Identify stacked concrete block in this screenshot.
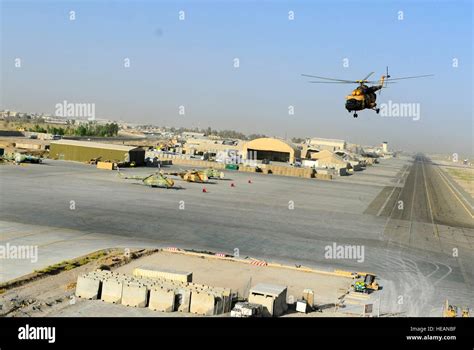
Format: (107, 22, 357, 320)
(149, 287, 175, 312)
(205, 287, 232, 314)
(221, 289, 233, 313)
(175, 288, 191, 312)
(133, 266, 192, 283)
(93, 270, 113, 278)
(210, 295, 222, 316)
(121, 282, 148, 307)
(213, 294, 224, 315)
(101, 278, 124, 304)
(190, 291, 216, 316)
(75, 270, 232, 315)
(75, 274, 102, 300)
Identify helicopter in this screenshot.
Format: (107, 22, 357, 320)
(117, 169, 176, 188)
(163, 169, 209, 183)
(1, 152, 42, 164)
(202, 167, 225, 180)
(302, 67, 433, 118)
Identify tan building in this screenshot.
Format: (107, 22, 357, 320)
(300, 144, 320, 159)
(183, 138, 243, 156)
(248, 283, 288, 317)
(309, 137, 346, 151)
(309, 149, 349, 171)
(50, 139, 145, 164)
(242, 137, 300, 163)
(308, 149, 334, 160)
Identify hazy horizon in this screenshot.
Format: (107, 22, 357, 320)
(1, 0, 472, 155)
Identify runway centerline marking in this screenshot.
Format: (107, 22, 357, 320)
(420, 158, 439, 239)
(408, 163, 419, 246)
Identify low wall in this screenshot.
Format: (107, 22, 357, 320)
(157, 154, 324, 180)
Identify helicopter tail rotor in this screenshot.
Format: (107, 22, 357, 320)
(385, 66, 391, 88)
(379, 66, 391, 95)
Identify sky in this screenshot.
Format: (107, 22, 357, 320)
(1, 0, 472, 154)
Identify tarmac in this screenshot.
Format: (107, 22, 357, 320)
(0, 155, 473, 316)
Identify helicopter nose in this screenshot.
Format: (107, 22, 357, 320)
(345, 98, 363, 111)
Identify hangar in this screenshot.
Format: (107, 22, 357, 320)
(50, 140, 145, 165)
(242, 138, 300, 163)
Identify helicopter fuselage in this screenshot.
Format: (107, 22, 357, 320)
(345, 84, 382, 112)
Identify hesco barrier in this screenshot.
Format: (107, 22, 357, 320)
(96, 161, 116, 170)
(315, 173, 333, 180)
(157, 154, 322, 179)
(258, 165, 315, 178)
(164, 157, 226, 169)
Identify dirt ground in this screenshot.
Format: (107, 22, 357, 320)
(115, 251, 353, 303)
(0, 249, 354, 317)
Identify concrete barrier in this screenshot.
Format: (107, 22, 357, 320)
(221, 288, 233, 313)
(101, 279, 124, 304)
(213, 293, 224, 315)
(149, 287, 175, 312)
(190, 291, 215, 316)
(175, 288, 191, 312)
(75, 275, 102, 300)
(121, 283, 148, 307)
(133, 266, 192, 283)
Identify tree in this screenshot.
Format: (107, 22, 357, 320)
(248, 134, 267, 140)
(291, 137, 305, 144)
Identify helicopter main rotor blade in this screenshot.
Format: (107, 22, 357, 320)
(301, 74, 355, 83)
(362, 72, 375, 81)
(385, 74, 434, 81)
(365, 80, 398, 84)
(308, 81, 355, 84)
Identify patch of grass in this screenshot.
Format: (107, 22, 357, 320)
(34, 250, 109, 275)
(446, 168, 474, 182)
